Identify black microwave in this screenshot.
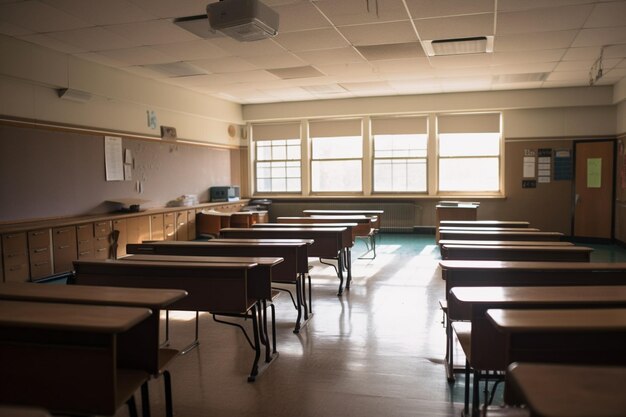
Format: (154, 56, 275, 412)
(210, 186, 240, 202)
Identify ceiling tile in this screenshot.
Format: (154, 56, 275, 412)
(490, 62, 559, 75)
(388, 78, 443, 94)
(273, 1, 331, 33)
(212, 70, 279, 84)
(295, 47, 365, 65)
(316, 62, 377, 77)
(338, 21, 418, 46)
(151, 40, 232, 61)
(19, 33, 86, 54)
(498, 0, 597, 12)
(494, 30, 578, 52)
(0, 20, 33, 37)
(561, 46, 602, 60)
(555, 58, 621, 72)
(547, 70, 590, 81)
(414, 13, 494, 40)
(405, 0, 494, 19)
(585, 1, 626, 28)
(192, 56, 259, 73)
(0, 0, 92, 33)
(492, 49, 566, 65)
(439, 75, 492, 92)
(314, 0, 410, 26)
(105, 20, 200, 46)
(242, 52, 306, 69)
(40, 0, 157, 25)
(127, 0, 207, 19)
(373, 57, 431, 73)
(492, 81, 544, 90)
(497, 5, 593, 35)
(356, 42, 425, 60)
(340, 81, 392, 92)
(274, 28, 348, 51)
(48, 27, 141, 52)
(429, 53, 493, 68)
(572, 27, 626, 47)
(98, 46, 175, 65)
(264, 87, 315, 100)
(605, 44, 626, 59)
(209, 37, 288, 57)
(75, 52, 130, 67)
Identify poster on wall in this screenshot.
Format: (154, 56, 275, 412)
(537, 148, 552, 184)
(104, 136, 124, 181)
(553, 149, 572, 180)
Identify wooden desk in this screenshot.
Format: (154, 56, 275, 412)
(439, 240, 573, 247)
(439, 227, 540, 232)
(439, 244, 592, 262)
(256, 222, 358, 244)
(73, 259, 268, 381)
(435, 203, 479, 242)
(439, 230, 563, 241)
(0, 300, 152, 416)
(0, 282, 186, 417)
(440, 220, 530, 228)
(196, 210, 259, 237)
(219, 227, 353, 295)
(126, 240, 310, 332)
(487, 307, 626, 367)
(302, 209, 383, 230)
(0, 405, 51, 417)
(506, 363, 626, 417)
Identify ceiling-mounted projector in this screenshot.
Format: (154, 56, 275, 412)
(207, 0, 279, 42)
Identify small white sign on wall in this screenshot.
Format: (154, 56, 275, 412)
(104, 136, 124, 181)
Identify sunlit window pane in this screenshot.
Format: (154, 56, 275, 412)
(439, 158, 499, 191)
(255, 138, 301, 193)
(312, 136, 362, 159)
(439, 133, 500, 157)
(374, 159, 426, 192)
(312, 160, 362, 192)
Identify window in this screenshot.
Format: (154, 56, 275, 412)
(310, 119, 363, 192)
(371, 117, 428, 192)
(437, 114, 501, 192)
(252, 123, 301, 193)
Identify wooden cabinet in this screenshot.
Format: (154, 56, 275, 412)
(127, 216, 151, 245)
(150, 214, 164, 241)
(164, 213, 176, 241)
(27, 229, 53, 280)
(76, 223, 94, 260)
(112, 219, 127, 259)
(53, 226, 77, 273)
(3, 232, 30, 282)
(93, 220, 111, 260)
(187, 210, 197, 240)
(175, 211, 188, 241)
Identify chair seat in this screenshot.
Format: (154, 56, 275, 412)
(451, 321, 472, 360)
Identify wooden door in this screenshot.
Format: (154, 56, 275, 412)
(573, 140, 615, 239)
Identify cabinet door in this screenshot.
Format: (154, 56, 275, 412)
(112, 219, 127, 258)
(164, 213, 175, 241)
(175, 211, 188, 241)
(127, 216, 151, 244)
(150, 214, 164, 241)
(3, 232, 30, 282)
(187, 210, 196, 241)
(76, 224, 94, 260)
(93, 220, 112, 260)
(28, 229, 53, 280)
(53, 226, 77, 274)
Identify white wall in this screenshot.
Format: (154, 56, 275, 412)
(0, 35, 244, 146)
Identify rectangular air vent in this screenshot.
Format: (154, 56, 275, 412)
(423, 36, 493, 57)
(492, 73, 549, 83)
(142, 62, 208, 77)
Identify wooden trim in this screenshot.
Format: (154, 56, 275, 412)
(505, 135, 616, 143)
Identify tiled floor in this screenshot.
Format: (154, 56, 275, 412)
(113, 235, 626, 417)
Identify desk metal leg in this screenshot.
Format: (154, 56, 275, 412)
(336, 250, 345, 296)
(307, 273, 312, 315)
(299, 273, 309, 321)
(463, 360, 470, 416)
(472, 370, 480, 417)
(248, 305, 261, 382)
(180, 311, 200, 355)
(163, 370, 173, 417)
(127, 395, 139, 417)
(294, 279, 303, 333)
(140, 381, 151, 417)
(345, 248, 352, 289)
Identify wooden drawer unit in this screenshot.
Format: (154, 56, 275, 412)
(28, 228, 53, 280)
(112, 219, 127, 259)
(93, 220, 111, 260)
(175, 211, 189, 241)
(187, 209, 196, 240)
(164, 213, 175, 241)
(3, 232, 30, 282)
(53, 226, 77, 273)
(76, 223, 94, 260)
(150, 214, 164, 241)
(127, 216, 151, 245)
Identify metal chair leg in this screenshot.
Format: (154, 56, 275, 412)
(127, 395, 138, 417)
(140, 381, 151, 417)
(163, 370, 173, 417)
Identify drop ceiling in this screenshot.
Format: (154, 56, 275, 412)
(1, 0, 625, 104)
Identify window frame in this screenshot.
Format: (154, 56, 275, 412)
(371, 132, 429, 194)
(252, 125, 303, 194)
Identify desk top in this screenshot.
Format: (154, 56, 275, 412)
(0, 300, 152, 333)
(212, 238, 314, 245)
(255, 223, 358, 228)
(442, 244, 592, 252)
(487, 308, 626, 332)
(0, 282, 187, 308)
(508, 363, 626, 417)
(440, 220, 529, 227)
(76, 259, 258, 270)
(451, 286, 626, 305)
(440, 230, 563, 237)
(303, 209, 383, 215)
(439, 227, 541, 232)
(122, 254, 284, 267)
(439, 240, 573, 246)
(440, 260, 626, 270)
(220, 227, 347, 233)
(307, 215, 373, 222)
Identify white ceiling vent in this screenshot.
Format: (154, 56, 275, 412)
(142, 62, 208, 77)
(423, 36, 494, 57)
(303, 84, 347, 94)
(492, 73, 549, 84)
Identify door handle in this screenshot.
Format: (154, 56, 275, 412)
(575, 194, 580, 205)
